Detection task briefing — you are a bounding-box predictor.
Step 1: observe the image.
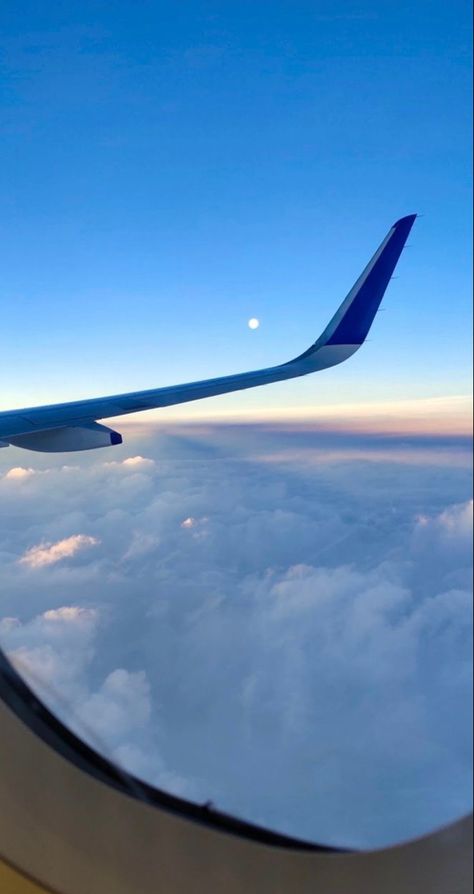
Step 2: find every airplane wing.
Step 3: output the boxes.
[0,214,416,452]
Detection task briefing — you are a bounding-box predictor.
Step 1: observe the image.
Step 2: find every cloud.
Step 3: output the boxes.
[180,516,208,533]
[42,605,97,623]
[121,456,155,468]
[4,466,36,480]
[0,424,471,847]
[122,531,161,561]
[78,668,151,740]
[415,498,472,548]
[104,455,156,470]
[4,604,98,701]
[0,601,188,794]
[19,534,100,568]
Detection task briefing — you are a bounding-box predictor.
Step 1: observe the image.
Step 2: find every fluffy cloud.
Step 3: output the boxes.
[0,424,472,848]
[414,499,473,555]
[3,466,36,480]
[121,455,155,468]
[78,668,151,742]
[104,455,156,470]
[19,534,100,568]
[4,604,98,700]
[42,606,96,623]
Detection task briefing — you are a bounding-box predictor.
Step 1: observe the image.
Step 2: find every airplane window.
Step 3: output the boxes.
[1,423,472,849]
[0,0,471,866]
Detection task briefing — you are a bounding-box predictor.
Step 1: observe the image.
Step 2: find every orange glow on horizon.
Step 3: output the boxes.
[113,394,472,438]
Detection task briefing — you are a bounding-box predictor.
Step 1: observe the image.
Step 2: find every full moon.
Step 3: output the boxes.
[248,318,260,330]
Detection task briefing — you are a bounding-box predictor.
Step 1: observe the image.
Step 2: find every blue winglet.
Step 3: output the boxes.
[294,214,417,362]
[325,214,416,346]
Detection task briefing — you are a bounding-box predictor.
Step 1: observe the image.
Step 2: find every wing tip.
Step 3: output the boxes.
[290,213,418,364]
[393,213,417,229]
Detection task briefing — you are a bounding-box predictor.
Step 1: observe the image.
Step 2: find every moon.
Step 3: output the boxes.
[248,318,260,330]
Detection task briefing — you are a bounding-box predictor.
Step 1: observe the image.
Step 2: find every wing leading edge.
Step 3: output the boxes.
[0,215,416,452]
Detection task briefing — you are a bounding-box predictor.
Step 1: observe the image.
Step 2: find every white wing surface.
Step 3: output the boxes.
[0,215,416,452]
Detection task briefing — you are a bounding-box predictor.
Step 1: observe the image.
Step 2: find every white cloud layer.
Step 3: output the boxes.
[0,424,472,848]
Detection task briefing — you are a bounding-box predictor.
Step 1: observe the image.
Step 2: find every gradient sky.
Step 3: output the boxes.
[0,0,472,417]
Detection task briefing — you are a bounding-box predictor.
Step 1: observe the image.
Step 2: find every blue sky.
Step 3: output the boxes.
[0,0,471,416]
